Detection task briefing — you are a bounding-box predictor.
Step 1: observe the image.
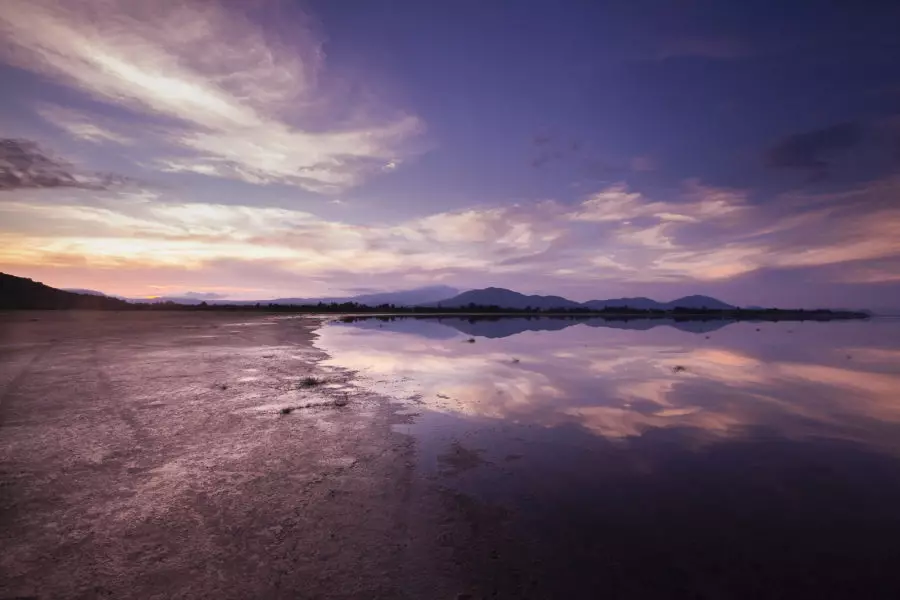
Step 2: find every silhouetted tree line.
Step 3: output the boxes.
[330,304,868,321]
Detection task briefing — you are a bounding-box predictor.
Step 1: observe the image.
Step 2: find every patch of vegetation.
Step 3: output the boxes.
[671,365,687,373]
[465,338,476,343]
[281,407,294,415]
[298,376,324,388]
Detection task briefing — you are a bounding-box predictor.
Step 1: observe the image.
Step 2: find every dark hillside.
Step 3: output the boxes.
[0,272,131,310]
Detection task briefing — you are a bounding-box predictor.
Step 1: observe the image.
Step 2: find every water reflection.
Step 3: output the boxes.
[319,316,900,448]
[337,314,733,338]
[319,316,900,597]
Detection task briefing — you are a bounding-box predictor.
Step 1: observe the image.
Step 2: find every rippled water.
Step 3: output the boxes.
[319,316,900,598]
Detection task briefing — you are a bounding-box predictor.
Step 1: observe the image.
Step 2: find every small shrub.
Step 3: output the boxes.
[671,365,687,373]
[465,338,476,343]
[298,376,324,388]
[281,407,294,415]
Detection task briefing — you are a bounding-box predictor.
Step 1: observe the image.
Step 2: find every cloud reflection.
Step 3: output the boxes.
[318,318,900,447]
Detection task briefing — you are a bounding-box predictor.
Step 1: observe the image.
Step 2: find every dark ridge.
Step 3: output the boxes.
[1,272,131,310]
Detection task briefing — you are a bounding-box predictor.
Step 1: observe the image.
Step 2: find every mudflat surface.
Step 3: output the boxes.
[0,312,461,599]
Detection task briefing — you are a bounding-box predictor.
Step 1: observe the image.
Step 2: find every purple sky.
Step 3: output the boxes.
[1,0,899,307]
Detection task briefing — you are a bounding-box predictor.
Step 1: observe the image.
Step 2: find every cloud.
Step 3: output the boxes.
[616,222,676,249]
[569,181,747,224]
[765,122,863,178]
[0,0,423,193]
[0,138,133,191]
[36,105,133,145]
[2,177,898,298]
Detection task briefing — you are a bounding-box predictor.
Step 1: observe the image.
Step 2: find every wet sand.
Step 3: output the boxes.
[0,312,460,599]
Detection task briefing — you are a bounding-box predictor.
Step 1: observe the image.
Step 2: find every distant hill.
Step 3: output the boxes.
[427,287,734,311]
[61,282,737,311]
[1,273,131,310]
[62,288,108,297]
[660,295,734,310]
[128,285,462,306]
[272,285,460,307]
[428,287,582,310]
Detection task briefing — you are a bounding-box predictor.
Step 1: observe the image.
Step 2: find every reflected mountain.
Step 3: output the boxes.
[332,314,460,340]
[335,315,733,339]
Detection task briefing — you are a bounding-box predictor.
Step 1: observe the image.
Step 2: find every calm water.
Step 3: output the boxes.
[318,316,900,598]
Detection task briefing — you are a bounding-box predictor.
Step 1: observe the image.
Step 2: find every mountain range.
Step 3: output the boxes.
[427,287,735,311]
[3,273,881,313]
[55,282,736,310]
[268,285,459,307]
[6,272,744,311]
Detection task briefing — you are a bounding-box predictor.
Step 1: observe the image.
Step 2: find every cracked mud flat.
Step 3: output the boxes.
[0,312,467,599]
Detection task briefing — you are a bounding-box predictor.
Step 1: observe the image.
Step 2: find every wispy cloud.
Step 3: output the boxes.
[36,105,133,145]
[569,180,746,224]
[0,138,133,191]
[0,0,423,192]
[2,176,898,297]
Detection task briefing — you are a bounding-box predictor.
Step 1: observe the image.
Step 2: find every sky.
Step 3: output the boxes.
[1,0,899,307]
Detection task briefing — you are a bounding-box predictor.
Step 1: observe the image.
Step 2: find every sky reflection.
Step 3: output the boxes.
[318,317,900,448]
